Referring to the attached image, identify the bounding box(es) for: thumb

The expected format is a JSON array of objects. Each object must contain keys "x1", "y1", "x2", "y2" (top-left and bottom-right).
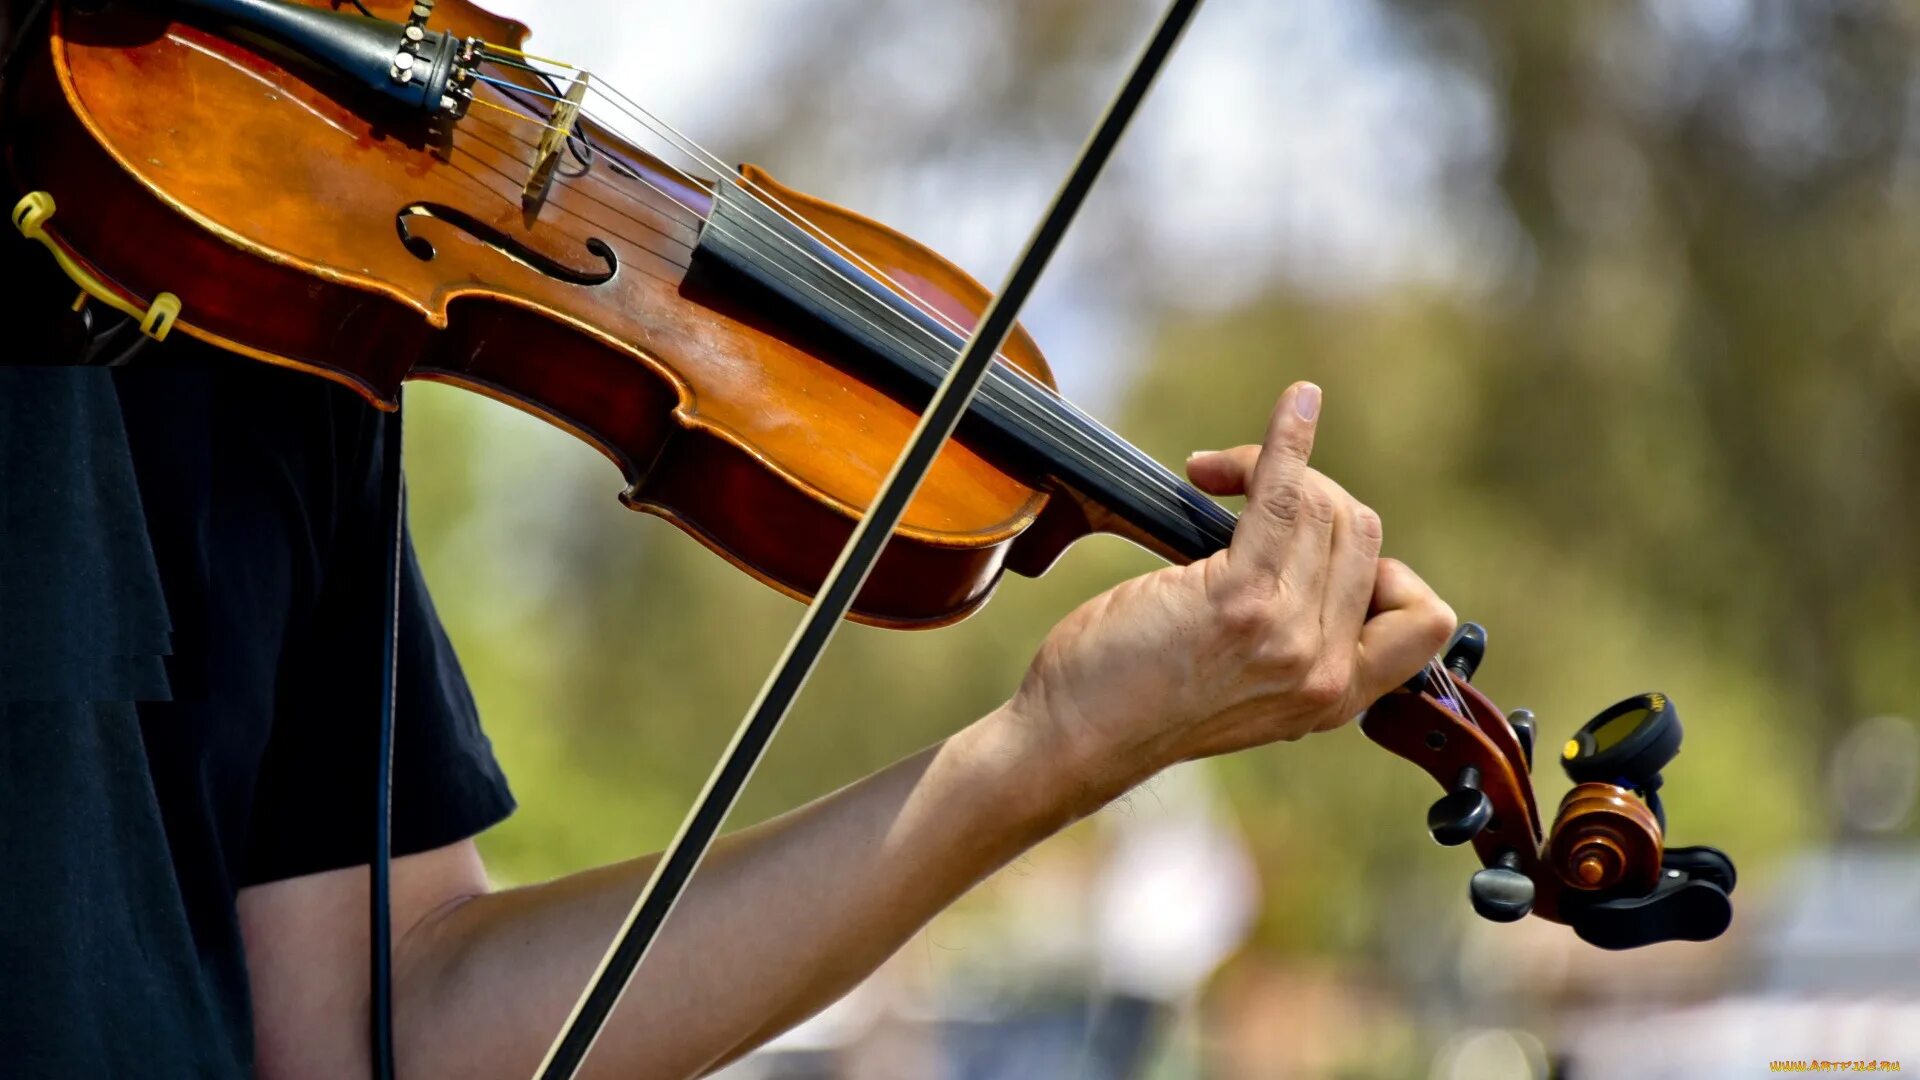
[{"x1": 1185, "y1": 445, "x2": 1262, "y2": 496}]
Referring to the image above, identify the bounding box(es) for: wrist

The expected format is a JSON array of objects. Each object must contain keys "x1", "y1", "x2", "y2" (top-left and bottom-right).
[
  {"x1": 940, "y1": 702, "x2": 1089, "y2": 839},
  {"x1": 963, "y1": 695, "x2": 1147, "y2": 828}
]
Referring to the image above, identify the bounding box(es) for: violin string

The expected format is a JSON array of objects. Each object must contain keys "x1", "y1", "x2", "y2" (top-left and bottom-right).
[
  {"x1": 580, "y1": 68, "x2": 1224, "y2": 513},
  {"x1": 1432, "y1": 659, "x2": 1458, "y2": 710},
  {"x1": 463, "y1": 88, "x2": 1236, "y2": 562},
  {"x1": 464, "y1": 91, "x2": 701, "y2": 250},
  {"x1": 468, "y1": 72, "x2": 959, "y2": 343},
  {"x1": 473, "y1": 57, "x2": 1194, "y2": 487},
  {"x1": 467, "y1": 75, "x2": 703, "y2": 224},
  {"x1": 1428, "y1": 658, "x2": 1458, "y2": 713},
  {"x1": 486, "y1": 49, "x2": 1459, "y2": 761},
  {"x1": 495, "y1": 51, "x2": 1026, "y2": 366},
  {"x1": 1429, "y1": 657, "x2": 1475, "y2": 728},
  {"x1": 1444, "y1": 663, "x2": 1474, "y2": 723},
  {"x1": 478, "y1": 86, "x2": 1031, "y2": 422},
  {"x1": 469, "y1": 81, "x2": 923, "y2": 343},
  {"x1": 588, "y1": 76, "x2": 1012, "y2": 349},
  {"x1": 483, "y1": 65, "x2": 1471, "y2": 769},
  {"x1": 465, "y1": 67, "x2": 1232, "y2": 547},
  {"x1": 467, "y1": 72, "x2": 1205, "y2": 532},
  {"x1": 468, "y1": 55, "x2": 1230, "y2": 537},
  {"x1": 467, "y1": 77, "x2": 1046, "y2": 433},
  {"x1": 1431, "y1": 657, "x2": 1451, "y2": 698},
  {"x1": 485, "y1": 49, "x2": 995, "y2": 350},
  {"x1": 473, "y1": 67, "x2": 1166, "y2": 458}
]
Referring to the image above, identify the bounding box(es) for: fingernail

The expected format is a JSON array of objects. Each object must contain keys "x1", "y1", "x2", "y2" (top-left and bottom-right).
[
  {"x1": 1186, "y1": 450, "x2": 1217, "y2": 462},
  {"x1": 1294, "y1": 383, "x2": 1321, "y2": 422}
]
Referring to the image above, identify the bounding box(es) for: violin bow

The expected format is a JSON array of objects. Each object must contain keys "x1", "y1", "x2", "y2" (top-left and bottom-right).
[{"x1": 531, "y1": 1, "x2": 1207, "y2": 1075}]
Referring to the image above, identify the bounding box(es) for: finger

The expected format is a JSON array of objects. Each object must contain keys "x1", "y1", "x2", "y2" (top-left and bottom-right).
[
  {"x1": 1228, "y1": 382, "x2": 1323, "y2": 580},
  {"x1": 1321, "y1": 484, "x2": 1384, "y2": 654},
  {"x1": 1185, "y1": 445, "x2": 1261, "y2": 497},
  {"x1": 1275, "y1": 470, "x2": 1342, "y2": 614},
  {"x1": 1353, "y1": 558, "x2": 1456, "y2": 702}
]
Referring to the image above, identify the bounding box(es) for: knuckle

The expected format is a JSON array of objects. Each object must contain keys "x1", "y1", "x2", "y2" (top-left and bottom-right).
[
  {"x1": 1425, "y1": 601, "x2": 1458, "y2": 646},
  {"x1": 1352, "y1": 505, "x2": 1384, "y2": 545},
  {"x1": 1219, "y1": 590, "x2": 1274, "y2": 640},
  {"x1": 1255, "y1": 485, "x2": 1304, "y2": 528},
  {"x1": 1301, "y1": 489, "x2": 1338, "y2": 527},
  {"x1": 1254, "y1": 626, "x2": 1317, "y2": 679},
  {"x1": 1299, "y1": 665, "x2": 1349, "y2": 710}
]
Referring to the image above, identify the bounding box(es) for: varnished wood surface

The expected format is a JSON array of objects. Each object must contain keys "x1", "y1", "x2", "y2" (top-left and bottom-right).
[
  {"x1": 4, "y1": 0, "x2": 1100, "y2": 626},
  {"x1": 1361, "y1": 684, "x2": 1566, "y2": 921},
  {"x1": 1362, "y1": 683, "x2": 1674, "y2": 925},
  {"x1": 1546, "y1": 782, "x2": 1663, "y2": 894}
]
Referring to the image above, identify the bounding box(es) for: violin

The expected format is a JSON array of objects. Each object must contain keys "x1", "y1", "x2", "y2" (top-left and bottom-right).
[
  {"x1": 5, "y1": 0, "x2": 1236, "y2": 630},
  {"x1": 4, "y1": 0, "x2": 1731, "y2": 1039}
]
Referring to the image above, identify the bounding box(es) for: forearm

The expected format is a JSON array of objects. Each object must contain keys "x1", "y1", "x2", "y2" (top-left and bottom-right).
[
  {"x1": 255, "y1": 384, "x2": 1449, "y2": 1079},
  {"x1": 394, "y1": 704, "x2": 1085, "y2": 1079}
]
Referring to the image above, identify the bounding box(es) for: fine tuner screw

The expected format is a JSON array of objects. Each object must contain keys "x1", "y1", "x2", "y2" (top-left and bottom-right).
[{"x1": 390, "y1": 0, "x2": 438, "y2": 86}]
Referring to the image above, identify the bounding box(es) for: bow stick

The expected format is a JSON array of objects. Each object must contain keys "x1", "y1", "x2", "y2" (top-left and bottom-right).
[{"x1": 532, "y1": 1, "x2": 1207, "y2": 1074}]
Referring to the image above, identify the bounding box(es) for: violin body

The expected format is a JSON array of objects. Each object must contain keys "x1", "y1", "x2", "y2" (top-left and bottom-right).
[{"x1": 4, "y1": 0, "x2": 1180, "y2": 627}]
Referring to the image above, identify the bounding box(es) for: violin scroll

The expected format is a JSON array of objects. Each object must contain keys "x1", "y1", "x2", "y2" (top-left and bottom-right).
[
  {"x1": 1546, "y1": 782, "x2": 1662, "y2": 892},
  {"x1": 1360, "y1": 625, "x2": 1736, "y2": 949}
]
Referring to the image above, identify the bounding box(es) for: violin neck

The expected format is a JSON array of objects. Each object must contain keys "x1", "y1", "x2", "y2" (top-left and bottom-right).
[{"x1": 693, "y1": 181, "x2": 1238, "y2": 565}]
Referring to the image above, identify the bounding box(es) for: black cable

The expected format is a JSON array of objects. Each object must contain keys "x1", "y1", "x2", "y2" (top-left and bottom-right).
[
  {"x1": 81, "y1": 315, "x2": 135, "y2": 365},
  {"x1": 97, "y1": 331, "x2": 154, "y2": 368},
  {"x1": 370, "y1": 393, "x2": 404, "y2": 1080},
  {"x1": 0, "y1": 0, "x2": 52, "y2": 83}
]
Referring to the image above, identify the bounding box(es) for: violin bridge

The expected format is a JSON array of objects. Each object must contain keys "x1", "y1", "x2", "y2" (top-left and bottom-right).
[{"x1": 521, "y1": 71, "x2": 590, "y2": 224}]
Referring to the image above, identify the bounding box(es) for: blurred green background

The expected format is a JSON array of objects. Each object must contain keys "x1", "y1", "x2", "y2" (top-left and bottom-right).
[{"x1": 402, "y1": 1, "x2": 1920, "y2": 1076}]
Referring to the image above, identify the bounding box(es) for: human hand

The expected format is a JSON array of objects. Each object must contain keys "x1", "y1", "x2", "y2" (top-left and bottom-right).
[{"x1": 1003, "y1": 382, "x2": 1457, "y2": 812}]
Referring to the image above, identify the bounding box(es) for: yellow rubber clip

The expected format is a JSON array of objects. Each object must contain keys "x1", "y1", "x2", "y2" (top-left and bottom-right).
[{"x1": 12, "y1": 191, "x2": 181, "y2": 342}]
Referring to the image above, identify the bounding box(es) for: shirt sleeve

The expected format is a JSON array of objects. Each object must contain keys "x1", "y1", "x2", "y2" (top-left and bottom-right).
[{"x1": 240, "y1": 405, "x2": 514, "y2": 886}]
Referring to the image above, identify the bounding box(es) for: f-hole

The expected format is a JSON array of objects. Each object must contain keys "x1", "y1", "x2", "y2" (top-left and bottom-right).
[{"x1": 396, "y1": 203, "x2": 618, "y2": 286}]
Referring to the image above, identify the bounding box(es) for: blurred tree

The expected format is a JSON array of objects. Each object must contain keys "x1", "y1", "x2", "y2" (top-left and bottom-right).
[
  {"x1": 401, "y1": 0, "x2": 1918, "y2": 1010},
  {"x1": 1404, "y1": 0, "x2": 1920, "y2": 758}
]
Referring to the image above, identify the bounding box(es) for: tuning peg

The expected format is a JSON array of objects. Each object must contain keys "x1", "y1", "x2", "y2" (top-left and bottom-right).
[
  {"x1": 1442, "y1": 622, "x2": 1487, "y2": 682},
  {"x1": 1469, "y1": 849, "x2": 1535, "y2": 923},
  {"x1": 1507, "y1": 708, "x2": 1536, "y2": 769},
  {"x1": 1427, "y1": 765, "x2": 1494, "y2": 846}
]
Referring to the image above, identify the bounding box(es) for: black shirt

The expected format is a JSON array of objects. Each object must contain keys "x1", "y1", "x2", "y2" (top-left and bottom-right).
[{"x1": 0, "y1": 349, "x2": 516, "y2": 1076}]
